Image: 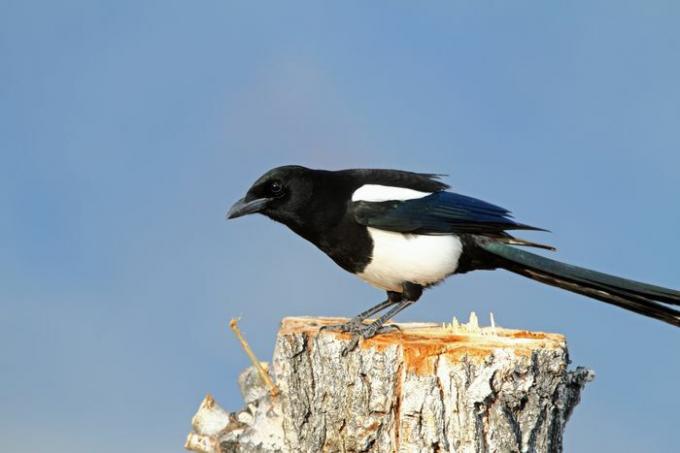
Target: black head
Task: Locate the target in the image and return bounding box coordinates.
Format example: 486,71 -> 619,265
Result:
226,165 -> 318,226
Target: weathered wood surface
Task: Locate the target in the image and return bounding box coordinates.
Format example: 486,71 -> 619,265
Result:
186,316 -> 593,453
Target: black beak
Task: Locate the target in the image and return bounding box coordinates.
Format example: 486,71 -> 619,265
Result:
226,197 -> 270,219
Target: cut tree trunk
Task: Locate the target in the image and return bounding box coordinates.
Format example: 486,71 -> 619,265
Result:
186,316 -> 593,453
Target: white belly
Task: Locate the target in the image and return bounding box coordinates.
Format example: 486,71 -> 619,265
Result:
358,227 -> 463,292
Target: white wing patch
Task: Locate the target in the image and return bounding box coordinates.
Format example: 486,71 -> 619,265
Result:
358,228 -> 463,292
351,184 -> 431,202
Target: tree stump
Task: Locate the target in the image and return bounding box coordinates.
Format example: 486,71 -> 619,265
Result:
186,316 -> 593,453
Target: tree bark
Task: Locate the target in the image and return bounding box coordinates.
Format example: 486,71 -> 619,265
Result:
186,316 -> 593,453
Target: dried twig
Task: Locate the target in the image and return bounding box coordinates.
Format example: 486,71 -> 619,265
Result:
229,318 -> 280,397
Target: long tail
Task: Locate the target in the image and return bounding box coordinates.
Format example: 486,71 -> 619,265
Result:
476,238 -> 680,327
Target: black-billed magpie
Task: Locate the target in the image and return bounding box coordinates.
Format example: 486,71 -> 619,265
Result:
227,165 -> 680,340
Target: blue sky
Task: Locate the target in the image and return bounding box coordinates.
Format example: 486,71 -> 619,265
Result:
2,1 -> 679,452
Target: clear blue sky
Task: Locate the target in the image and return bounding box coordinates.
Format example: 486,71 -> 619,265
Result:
2,2 -> 679,452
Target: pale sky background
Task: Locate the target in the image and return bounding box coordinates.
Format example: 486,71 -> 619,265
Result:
2,2 -> 679,452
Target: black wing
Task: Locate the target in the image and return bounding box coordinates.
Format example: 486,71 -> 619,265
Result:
352,191 -> 545,236
338,168 -> 450,192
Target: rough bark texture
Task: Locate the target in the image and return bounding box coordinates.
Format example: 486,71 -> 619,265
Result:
186,316 -> 593,453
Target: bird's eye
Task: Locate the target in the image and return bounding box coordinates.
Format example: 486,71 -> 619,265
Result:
269,181 -> 284,196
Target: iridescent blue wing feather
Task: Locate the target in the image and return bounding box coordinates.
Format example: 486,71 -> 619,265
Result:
352,191 -> 545,235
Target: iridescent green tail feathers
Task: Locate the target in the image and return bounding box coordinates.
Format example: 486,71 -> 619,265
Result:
477,238 -> 680,328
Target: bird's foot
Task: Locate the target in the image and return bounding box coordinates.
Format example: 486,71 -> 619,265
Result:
343,323 -> 401,354
319,319 -> 401,336
319,318 -> 402,354
319,318 -> 366,334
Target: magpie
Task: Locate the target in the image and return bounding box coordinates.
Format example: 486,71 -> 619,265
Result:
227,165 -> 680,340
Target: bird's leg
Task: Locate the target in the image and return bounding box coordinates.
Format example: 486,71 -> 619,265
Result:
321,291 -> 402,333
353,299 -> 413,339
344,283 -> 423,351
344,299 -> 395,326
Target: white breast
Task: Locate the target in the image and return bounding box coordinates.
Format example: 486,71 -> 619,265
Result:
358,227 -> 463,292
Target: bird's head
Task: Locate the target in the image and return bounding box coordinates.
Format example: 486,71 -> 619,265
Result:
226,165 -> 317,226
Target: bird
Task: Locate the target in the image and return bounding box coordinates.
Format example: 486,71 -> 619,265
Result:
227,165 -> 680,341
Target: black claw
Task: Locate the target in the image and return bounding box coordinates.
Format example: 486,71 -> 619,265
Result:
319,319 -> 366,334
340,323 -> 400,355
343,336 -> 360,355
358,323 -> 399,339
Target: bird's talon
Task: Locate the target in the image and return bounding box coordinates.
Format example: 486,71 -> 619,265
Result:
340,323 -> 400,355
359,323 -> 399,339
343,335 -> 361,355
320,319 -> 365,335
